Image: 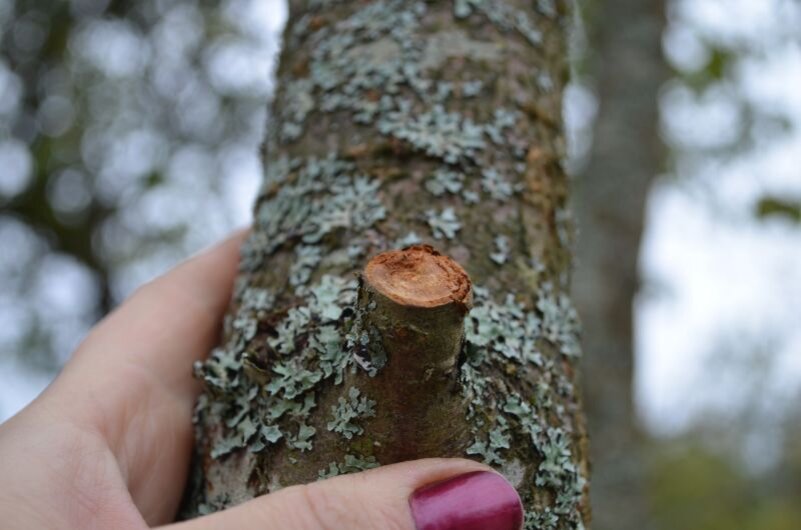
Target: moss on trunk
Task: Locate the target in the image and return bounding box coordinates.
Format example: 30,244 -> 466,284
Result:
184,1 -> 589,528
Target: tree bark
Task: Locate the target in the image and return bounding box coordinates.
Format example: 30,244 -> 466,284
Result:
185,1 -> 590,528
572,0 -> 666,528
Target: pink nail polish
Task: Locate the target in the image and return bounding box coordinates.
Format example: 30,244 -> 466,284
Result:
410,471 -> 523,530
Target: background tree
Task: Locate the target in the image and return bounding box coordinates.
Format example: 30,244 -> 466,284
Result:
184,1 -> 591,528
572,0 -> 667,528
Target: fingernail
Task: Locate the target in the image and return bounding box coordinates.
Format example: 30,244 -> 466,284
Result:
410,471 -> 523,530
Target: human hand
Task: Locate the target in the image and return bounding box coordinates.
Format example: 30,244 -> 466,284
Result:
0,231 -> 523,530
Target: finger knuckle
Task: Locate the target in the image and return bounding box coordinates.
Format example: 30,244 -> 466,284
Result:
290,480 -> 409,530
295,482 -> 347,530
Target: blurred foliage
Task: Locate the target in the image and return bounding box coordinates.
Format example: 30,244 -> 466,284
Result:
755,196 -> 801,223
654,0 -> 801,444
661,1 -> 801,169
0,0 -> 281,369
649,440 -> 801,530
678,45 -> 734,91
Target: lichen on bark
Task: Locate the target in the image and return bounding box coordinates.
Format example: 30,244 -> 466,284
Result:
184,1 -> 590,528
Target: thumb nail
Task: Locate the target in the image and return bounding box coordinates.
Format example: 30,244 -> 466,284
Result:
410,471 -> 523,530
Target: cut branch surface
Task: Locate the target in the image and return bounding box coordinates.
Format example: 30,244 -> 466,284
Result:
364,244 -> 472,309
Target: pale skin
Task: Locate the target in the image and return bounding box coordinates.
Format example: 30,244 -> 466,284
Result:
0,231 -> 490,530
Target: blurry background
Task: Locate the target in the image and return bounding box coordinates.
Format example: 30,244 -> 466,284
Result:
1,0 -> 800,528
0,0 -> 285,409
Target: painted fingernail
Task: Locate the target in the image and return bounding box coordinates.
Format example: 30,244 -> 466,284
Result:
410,471 -> 523,530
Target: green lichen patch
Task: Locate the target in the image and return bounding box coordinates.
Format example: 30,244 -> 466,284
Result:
537,282 -> 581,358
318,454 -> 380,480
271,0 -> 428,141
462,189 -> 480,204
378,103 -> 488,164
393,231 -> 424,248
196,493 -> 232,518
466,415 -> 511,465
458,284 -> 585,527
309,275 -> 358,322
287,423 -> 317,452
241,287 -> 275,313
377,102 -> 521,165
524,509 -> 561,530
270,307 -> 312,356
210,416 -> 259,459
464,287 -> 543,365
312,324 -> 350,384
419,29 -> 502,70
481,167 -> 517,201
249,425 -> 283,453
194,273 -> 363,468
241,156 -> 386,272
425,168 -> 464,197
454,0 -> 544,47
490,235 -> 511,265
462,79 -> 484,97
535,0 -> 559,19
265,360 -> 323,401
426,207 -> 461,240
327,387 -> 377,440
290,245 -> 323,292
280,79 -> 315,142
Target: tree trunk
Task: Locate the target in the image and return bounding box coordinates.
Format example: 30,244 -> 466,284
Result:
572,0 -> 666,528
185,1 -> 590,528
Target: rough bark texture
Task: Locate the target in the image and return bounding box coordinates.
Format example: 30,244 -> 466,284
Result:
572,0 -> 666,528
185,1 -> 589,528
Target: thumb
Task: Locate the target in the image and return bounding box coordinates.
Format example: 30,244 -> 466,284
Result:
160,458 -> 523,530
